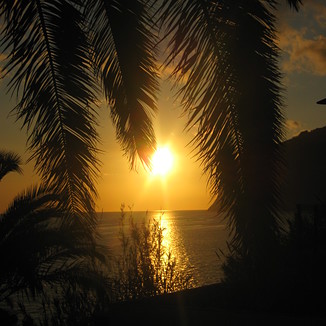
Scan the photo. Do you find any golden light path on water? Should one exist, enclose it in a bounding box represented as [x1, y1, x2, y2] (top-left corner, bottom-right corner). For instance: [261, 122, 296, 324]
[97, 210, 228, 287]
[151, 210, 197, 287]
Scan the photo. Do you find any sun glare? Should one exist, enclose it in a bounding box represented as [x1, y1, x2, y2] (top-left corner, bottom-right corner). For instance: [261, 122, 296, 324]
[151, 146, 174, 177]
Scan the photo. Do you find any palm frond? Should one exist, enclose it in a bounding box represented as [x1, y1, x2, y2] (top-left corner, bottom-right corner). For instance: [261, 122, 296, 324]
[264, 0, 302, 10]
[161, 0, 285, 259]
[278, 0, 303, 11]
[0, 0, 100, 226]
[0, 185, 109, 303]
[284, 0, 302, 11]
[0, 150, 22, 181]
[86, 0, 159, 167]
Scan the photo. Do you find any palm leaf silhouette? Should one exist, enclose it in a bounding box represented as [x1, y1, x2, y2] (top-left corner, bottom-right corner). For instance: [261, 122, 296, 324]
[0, 0, 161, 223]
[285, 0, 302, 10]
[0, 1, 100, 227]
[86, 0, 159, 168]
[0, 185, 109, 313]
[160, 0, 302, 260]
[0, 150, 22, 181]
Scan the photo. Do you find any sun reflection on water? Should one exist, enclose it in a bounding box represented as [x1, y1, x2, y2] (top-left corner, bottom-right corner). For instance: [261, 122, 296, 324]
[97, 210, 226, 288]
[151, 210, 196, 288]
[151, 211, 172, 252]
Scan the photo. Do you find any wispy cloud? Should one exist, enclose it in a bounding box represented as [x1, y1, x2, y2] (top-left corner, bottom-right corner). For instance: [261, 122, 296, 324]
[286, 119, 301, 130]
[286, 119, 305, 138]
[278, 1, 326, 76]
[308, 1, 326, 28]
[279, 25, 326, 76]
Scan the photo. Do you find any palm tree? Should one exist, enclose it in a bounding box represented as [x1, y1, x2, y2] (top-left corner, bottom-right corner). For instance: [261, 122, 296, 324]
[85, 0, 159, 167]
[0, 0, 159, 230]
[158, 0, 302, 268]
[0, 184, 110, 322]
[0, 149, 110, 321]
[0, 150, 22, 182]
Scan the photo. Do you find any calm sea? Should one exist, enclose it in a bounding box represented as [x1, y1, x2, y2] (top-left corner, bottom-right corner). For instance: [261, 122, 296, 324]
[96, 210, 230, 287]
[5, 210, 229, 323]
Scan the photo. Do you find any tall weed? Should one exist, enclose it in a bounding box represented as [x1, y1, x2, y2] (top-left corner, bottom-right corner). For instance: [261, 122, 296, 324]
[111, 206, 192, 301]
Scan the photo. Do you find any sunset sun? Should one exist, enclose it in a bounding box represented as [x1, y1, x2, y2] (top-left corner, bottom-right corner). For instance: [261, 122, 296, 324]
[151, 146, 174, 176]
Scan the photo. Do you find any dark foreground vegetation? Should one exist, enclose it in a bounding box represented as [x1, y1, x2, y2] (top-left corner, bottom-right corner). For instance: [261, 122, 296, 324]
[1, 200, 326, 325]
[89, 205, 326, 326]
[99, 283, 326, 326]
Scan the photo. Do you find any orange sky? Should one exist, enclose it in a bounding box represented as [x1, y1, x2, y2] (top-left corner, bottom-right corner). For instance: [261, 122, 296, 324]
[0, 78, 210, 212]
[95, 78, 210, 211]
[2, 2, 326, 212]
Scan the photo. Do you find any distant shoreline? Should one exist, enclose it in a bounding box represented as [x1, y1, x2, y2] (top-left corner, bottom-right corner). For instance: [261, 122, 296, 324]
[96, 208, 210, 214]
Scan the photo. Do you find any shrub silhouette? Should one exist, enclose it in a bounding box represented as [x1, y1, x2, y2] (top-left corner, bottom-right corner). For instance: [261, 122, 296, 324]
[111, 206, 192, 301]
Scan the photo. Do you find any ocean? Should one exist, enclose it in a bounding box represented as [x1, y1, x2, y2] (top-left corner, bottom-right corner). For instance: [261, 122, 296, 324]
[2, 210, 229, 323]
[96, 210, 230, 287]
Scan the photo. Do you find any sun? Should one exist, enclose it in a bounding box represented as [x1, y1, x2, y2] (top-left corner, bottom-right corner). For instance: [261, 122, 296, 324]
[151, 146, 174, 177]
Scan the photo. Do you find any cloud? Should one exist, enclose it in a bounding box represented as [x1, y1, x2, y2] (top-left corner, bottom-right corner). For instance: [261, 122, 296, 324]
[277, 0, 326, 76]
[279, 25, 326, 76]
[308, 1, 326, 28]
[285, 119, 305, 138]
[286, 119, 301, 130]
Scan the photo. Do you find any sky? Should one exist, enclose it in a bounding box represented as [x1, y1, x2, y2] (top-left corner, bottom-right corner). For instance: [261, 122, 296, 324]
[1, 1, 326, 212]
[278, 0, 326, 136]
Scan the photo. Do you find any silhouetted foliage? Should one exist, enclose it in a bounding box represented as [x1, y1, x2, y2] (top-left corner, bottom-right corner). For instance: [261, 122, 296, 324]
[0, 0, 160, 228]
[85, 0, 159, 167]
[282, 205, 326, 288]
[159, 0, 302, 271]
[111, 206, 192, 301]
[286, 0, 302, 10]
[0, 150, 22, 182]
[0, 184, 111, 324]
